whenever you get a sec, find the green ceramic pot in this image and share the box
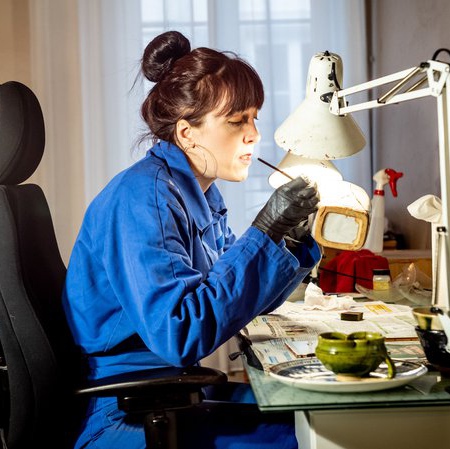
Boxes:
[315,331,396,379]
[413,307,445,331]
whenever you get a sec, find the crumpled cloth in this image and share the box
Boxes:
[407,194,442,223]
[303,282,356,310]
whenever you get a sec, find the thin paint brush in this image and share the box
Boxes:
[257,157,294,181]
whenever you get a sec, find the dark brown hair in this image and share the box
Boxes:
[141,31,264,144]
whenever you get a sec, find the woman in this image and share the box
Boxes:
[63,30,321,448]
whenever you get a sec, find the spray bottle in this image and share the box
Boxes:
[363,168,403,253]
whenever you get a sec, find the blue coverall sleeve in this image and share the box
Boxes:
[88,167,320,367]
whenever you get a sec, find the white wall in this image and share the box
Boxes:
[0,0,31,84]
[370,0,450,249]
[0,0,86,263]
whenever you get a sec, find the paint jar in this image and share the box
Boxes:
[372,269,391,291]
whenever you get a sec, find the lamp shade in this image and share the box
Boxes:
[268,151,343,189]
[274,51,366,159]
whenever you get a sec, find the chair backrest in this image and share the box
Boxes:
[0,81,83,449]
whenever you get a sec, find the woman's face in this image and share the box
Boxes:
[185,106,261,191]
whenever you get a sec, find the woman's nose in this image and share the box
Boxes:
[244,122,261,144]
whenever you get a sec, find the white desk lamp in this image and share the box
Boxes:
[272,51,370,251]
[274,51,366,159]
[327,50,450,310]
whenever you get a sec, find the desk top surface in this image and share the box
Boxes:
[245,361,450,412]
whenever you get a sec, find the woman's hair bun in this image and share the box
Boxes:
[142,31,191,83]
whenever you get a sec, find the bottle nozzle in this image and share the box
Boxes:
[385,168,403,197]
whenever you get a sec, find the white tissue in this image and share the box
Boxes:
[407,194,442,223]
[303,282,356,311]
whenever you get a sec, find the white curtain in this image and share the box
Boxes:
[77,0,145,204]
[29,0,370,374]
[27,0,86,263]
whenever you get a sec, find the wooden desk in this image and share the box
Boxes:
[245,362,450,449]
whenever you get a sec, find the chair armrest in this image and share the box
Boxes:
[76,365,227,396]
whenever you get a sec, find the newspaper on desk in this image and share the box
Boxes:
[241,283,424,373]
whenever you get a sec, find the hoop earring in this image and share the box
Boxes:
[183,142,213,178]
[183,142,195,153]
[195,144,208,177]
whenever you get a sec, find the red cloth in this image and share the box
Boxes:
[319,249,390,293]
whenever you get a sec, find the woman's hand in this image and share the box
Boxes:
[252,177,319,243]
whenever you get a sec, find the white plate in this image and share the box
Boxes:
[269,358,427,393]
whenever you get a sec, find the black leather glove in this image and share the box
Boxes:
[285,217,311,246]
[252,176,319,243]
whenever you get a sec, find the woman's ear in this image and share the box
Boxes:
[176,119,194,149]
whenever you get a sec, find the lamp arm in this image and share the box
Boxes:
[330,60,449,115]
[331,88,432,115]
[330,58,450,309]
[435,77,450,308]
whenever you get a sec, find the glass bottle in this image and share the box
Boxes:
[372,268,391,291]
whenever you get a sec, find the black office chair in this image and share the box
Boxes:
[0,81,232,449]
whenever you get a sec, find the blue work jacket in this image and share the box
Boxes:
[62,141,321,380]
